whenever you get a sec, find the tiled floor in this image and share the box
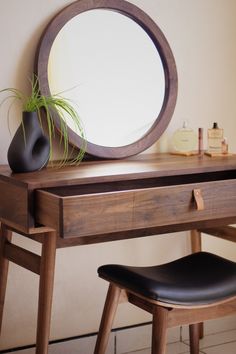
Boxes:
[127,329,236,354]
[4,328,236,353]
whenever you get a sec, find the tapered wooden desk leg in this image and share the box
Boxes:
[191,230,202,254]
[36,231,57,354]
[190,229,204,339]
[0,224,12,334]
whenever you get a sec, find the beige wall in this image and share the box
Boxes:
[0,0,236,350]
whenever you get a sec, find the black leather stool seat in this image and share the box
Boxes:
[98,252,236,306]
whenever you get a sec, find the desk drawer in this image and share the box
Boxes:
[35,179,236,238]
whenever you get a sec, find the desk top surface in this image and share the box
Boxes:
[0,153,236,190]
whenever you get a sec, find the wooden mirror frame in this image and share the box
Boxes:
[35,0,178,159]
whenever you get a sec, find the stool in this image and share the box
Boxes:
[94,252,236,354]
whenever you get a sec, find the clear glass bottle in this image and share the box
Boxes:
[207,122,223,153]
[172,122,198,152]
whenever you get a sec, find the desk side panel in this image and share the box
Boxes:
[0,180,32,232]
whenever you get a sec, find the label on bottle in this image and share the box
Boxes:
[208,129,223,138]
[207,128,223,152]
[172,129,197,152]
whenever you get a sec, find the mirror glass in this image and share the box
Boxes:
[48,9,165,147]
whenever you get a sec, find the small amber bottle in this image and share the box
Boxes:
[221,137,228,154]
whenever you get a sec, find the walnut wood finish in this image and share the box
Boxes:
[1,153,236,352]
[53,218,236,247]
[200,225,236,242]
[1,153,236,239]
[0,224,12,335]
[94,284,121,354]
[35,1,177,159]
[1,153,236,190]
[152,306,168,354]
[95,284,236,354]
[191,230,202,253]
[189,324,200,354]
[0,227,57,354]
[190,229,204,339]
[0,179,32,232]
[36,178,236,238]
[167,299,236,326]
[36,231,57,354]
[4,242,41,274]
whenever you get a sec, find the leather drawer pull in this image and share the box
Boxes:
[193,189,205,211]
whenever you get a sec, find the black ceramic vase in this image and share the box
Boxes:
[7,111,50,173]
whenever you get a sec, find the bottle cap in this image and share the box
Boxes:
[222,137,227,143]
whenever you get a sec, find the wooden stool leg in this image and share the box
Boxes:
[152,306,169,354]
[189,323,200,354]
[190,229,204,339]
[0,224,12,334]
[36,231,57,354]
[94,284,122,354]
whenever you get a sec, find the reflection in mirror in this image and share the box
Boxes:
[48,10,165,148]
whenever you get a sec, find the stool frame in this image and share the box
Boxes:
[94,281,236,354]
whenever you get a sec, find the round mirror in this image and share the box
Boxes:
[35,0,178,159]
[48,10,165,148]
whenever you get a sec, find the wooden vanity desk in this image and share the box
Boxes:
[1,152,236,353]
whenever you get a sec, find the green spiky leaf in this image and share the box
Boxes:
[0,75,86,166]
